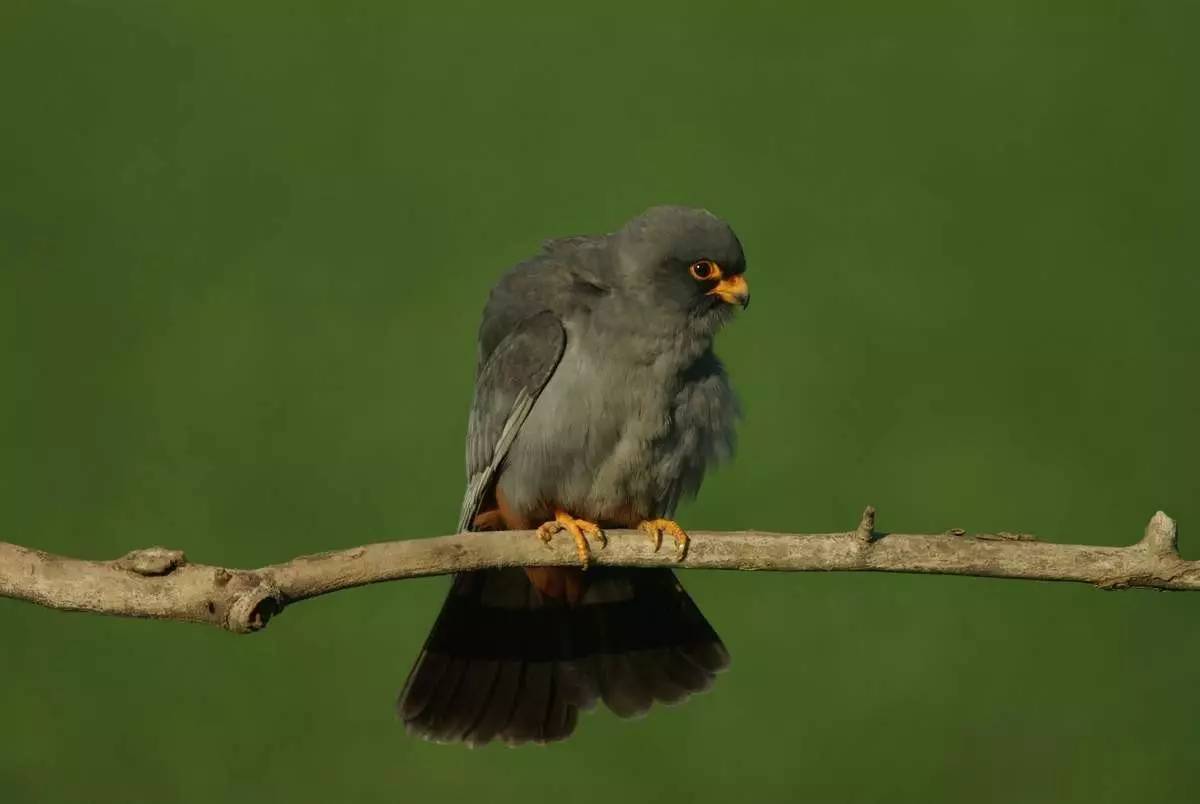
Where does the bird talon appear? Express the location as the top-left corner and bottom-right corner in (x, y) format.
(637, 519), (689, 561)
(577, 519), (606, 550)
(638, 521), (663, 552)
(534, 521), (561, 546)
(535, 511), (605, 569)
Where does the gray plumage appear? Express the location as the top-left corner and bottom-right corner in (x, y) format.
(400, 205), (748, 747)
(461, 205), (745, 531)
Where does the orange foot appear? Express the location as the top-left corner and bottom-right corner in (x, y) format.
(535, 510), (606, 569)
(638, 518), (689, 560)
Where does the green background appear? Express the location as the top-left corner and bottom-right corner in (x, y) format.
(3, 2), (1199, 802)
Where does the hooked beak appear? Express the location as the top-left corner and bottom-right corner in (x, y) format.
(709, 273), (750, 310)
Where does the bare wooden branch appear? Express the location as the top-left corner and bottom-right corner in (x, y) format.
(1, 509), (1194, 634)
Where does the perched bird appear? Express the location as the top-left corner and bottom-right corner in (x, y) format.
(397, 205), (749, 746)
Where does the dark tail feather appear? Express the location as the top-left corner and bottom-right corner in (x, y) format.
(396, 567), (728, 747)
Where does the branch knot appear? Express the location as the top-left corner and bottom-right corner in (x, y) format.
(855, 506), (877, 544)
(116, 547), (187, 577)
(1138, 511), (1179, 557)
(224, 573), (284, 634)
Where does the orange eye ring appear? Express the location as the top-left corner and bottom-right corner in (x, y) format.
(689, 260), (718, 280)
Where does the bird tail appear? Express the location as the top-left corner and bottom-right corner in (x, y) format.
(396, 566), (729, 747)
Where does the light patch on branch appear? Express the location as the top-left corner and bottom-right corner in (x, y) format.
(1, 509), (1194, 634)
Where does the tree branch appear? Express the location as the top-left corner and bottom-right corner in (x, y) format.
(1, 509), (1194, 634)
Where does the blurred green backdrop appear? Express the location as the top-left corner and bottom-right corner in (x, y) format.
(3, 1), (1199, 802)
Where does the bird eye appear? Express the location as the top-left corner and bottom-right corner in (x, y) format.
(689, 261), (716, 280)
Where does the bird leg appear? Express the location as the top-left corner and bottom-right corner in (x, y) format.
(535, 510), (606, 569)
(638, 518), (689, 560)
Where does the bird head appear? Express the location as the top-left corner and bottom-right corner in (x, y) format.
(610, 206), (749, 335)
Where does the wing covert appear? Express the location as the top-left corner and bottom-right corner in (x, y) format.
(456, 310), (566, 532)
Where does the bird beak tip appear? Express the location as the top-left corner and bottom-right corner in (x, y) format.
(710, 274), (750, 310)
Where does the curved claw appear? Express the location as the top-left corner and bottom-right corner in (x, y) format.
(638, 518), (689, 561)
(535, 511), (606, 569)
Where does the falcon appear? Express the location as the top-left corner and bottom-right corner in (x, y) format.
(397, 205), (749, 746)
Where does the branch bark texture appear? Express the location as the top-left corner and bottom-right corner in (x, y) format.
(1, 509), (1193, 634)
